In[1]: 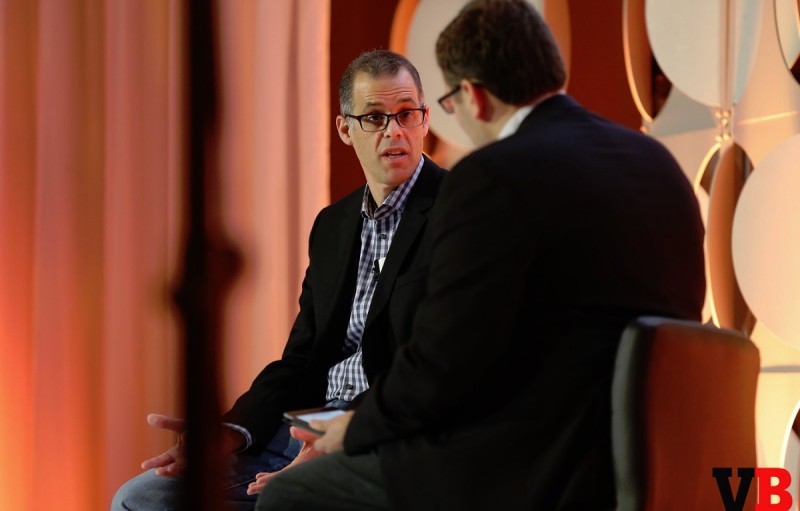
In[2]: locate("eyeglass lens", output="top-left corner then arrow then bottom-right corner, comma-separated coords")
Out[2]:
357,109 -> 425,132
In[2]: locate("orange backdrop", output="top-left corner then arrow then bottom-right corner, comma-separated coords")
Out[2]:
0,1 -> 329,509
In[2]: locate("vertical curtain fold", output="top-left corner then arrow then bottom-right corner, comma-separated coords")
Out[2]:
0,1 -> 329,509
217,0 -> 330,406
0,2 -> 37,510
101,1 -> 183,504
32,0 -> 106,506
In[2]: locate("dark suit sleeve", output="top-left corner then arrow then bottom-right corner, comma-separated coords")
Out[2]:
345,159 -> 533,453
221,216 -> 324,449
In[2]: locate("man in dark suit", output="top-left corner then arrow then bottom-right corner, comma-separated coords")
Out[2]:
110,49 -> 446,511
257,1 -> 706,510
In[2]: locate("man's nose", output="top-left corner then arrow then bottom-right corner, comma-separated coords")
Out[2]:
383,117 -> 403,137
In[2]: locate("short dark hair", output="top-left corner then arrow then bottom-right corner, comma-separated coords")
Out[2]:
435,0 -> 566,105
338,49 -> 425,116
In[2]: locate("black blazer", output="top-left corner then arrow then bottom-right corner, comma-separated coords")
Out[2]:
345,95 -> 706,510
223,156 -> 447,450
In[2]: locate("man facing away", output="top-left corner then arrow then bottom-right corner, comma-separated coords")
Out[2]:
111,49 -> 447,511
257,1 -> 706,510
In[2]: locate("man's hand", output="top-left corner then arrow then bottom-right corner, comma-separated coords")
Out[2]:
140,414 -> 187,477
309,410 -> 353,454
246,426 -> 323,495
139,413 -> 246,479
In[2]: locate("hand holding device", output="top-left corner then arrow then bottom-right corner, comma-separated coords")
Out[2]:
282,407 -> 346,435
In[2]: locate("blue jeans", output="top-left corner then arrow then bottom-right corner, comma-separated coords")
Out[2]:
111,424 -> 301,511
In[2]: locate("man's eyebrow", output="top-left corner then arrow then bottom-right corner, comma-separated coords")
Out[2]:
363,96 -> 419,109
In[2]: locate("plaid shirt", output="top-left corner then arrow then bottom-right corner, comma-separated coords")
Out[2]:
326,158 -> 424,402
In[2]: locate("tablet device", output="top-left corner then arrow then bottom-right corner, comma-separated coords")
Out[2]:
282,407 -> 346,435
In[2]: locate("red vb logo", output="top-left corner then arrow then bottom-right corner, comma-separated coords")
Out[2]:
713,468 -> 794,511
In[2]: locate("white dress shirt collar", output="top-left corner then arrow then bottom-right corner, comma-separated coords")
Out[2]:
497,105 -> 535,140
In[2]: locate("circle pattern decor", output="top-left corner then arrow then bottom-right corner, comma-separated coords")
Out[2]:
733,134 -> 800,348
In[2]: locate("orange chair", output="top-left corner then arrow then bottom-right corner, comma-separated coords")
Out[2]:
611,316 -> 760,511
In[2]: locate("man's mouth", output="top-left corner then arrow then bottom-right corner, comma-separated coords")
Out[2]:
382,149 -> 407,159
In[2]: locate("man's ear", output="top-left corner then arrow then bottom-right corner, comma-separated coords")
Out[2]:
463,80 -> 492,121
335,116 -> 354,146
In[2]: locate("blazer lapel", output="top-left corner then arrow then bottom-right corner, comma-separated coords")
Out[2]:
316,193 -> 363,337
363,158 -> 439,329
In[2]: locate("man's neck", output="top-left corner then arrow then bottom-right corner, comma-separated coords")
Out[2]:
488,89 -> 564,141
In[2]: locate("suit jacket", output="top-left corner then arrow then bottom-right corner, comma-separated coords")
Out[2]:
345,95 -> 706,510
223,156 -> 447,450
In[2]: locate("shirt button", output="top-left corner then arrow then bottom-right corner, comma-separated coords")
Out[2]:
379,233 -> 388,240
345,384 -> 354,390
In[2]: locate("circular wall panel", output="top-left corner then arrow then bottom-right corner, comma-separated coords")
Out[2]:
403,0 -> 480,148
645,0 -> 761,107
775,0 -> 800,84
624,0 -> 673,122
732,134 -> 800,347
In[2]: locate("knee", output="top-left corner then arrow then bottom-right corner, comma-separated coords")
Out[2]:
110,478 -> 135,511
111,474 -> 143,511
110,470 -> 181,511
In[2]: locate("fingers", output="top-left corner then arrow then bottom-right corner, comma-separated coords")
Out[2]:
244,434 -> 331,495
309,411 -> 353,454
147,413 -> 186,433
154,462 -> 185,478
141,454 -> 185,477
246,439 -> 328,496
141,415 -> 187,475
246,482 -> 263,495
296,442 -> 316,456
307,420 -> 326,433
246,471 -> 276,495
141,451 -> 175,470
290,426 -> 320,444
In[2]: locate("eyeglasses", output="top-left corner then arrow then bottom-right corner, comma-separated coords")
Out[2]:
437,84 -> 461,114
345,108 -> 427,132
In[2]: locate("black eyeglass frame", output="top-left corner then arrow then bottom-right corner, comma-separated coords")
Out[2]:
437,84 -> 461,114
344,107 -> 428,132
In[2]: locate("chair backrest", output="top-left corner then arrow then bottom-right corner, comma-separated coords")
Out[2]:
611,316 -> 760,511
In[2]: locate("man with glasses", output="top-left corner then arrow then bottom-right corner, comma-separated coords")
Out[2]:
258,1 -> 706,510
111,49 -> 446,511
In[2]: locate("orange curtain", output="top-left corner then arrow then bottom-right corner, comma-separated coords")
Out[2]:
0,1 -> 329,509
215,0 -> 330,408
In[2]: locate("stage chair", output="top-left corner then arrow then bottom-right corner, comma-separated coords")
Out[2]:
611,316 -> 760,511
